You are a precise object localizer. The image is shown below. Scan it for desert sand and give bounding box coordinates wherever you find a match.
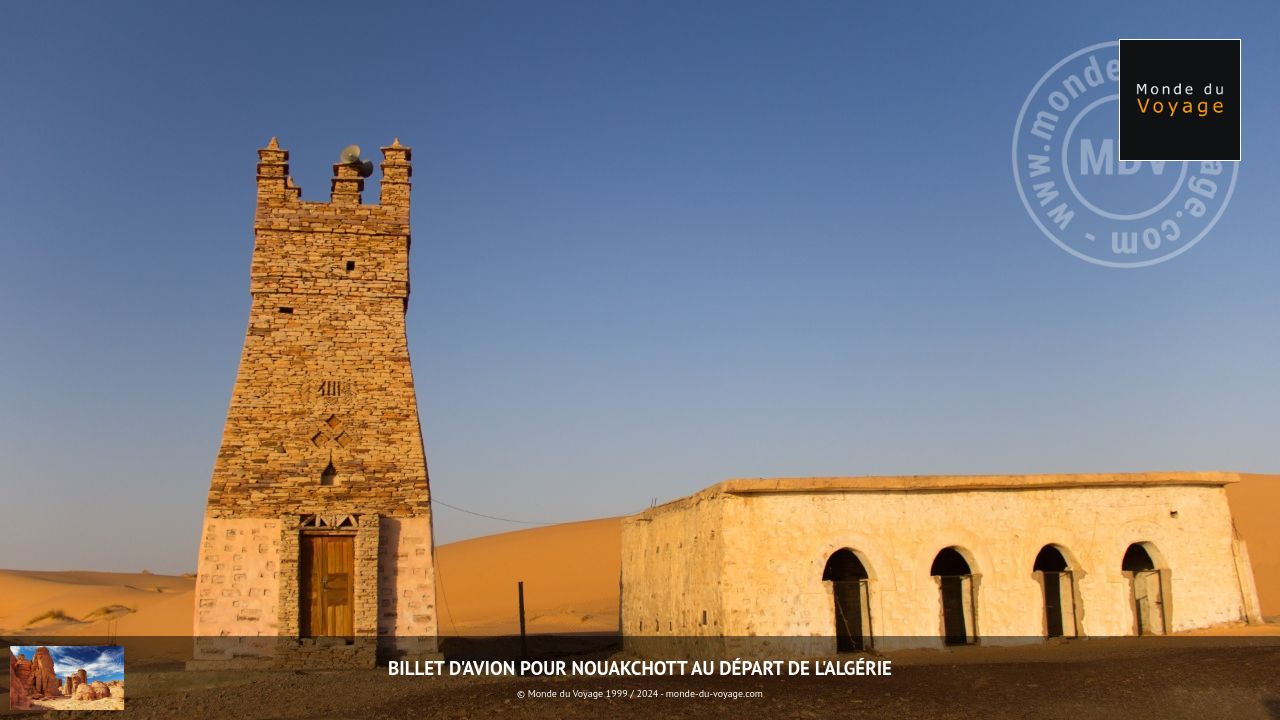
[0,569,194,637]
[32,694,125,711]
[1228,474,1279,617]
[433,517,621,635]
[0,473,1272,638]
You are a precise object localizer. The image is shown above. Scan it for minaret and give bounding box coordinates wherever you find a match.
[190,139,438,669]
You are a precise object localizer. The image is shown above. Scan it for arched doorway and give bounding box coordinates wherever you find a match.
[1033,545,1078,638]
[1122,543,1168,635]
[823,549,872,651]
[931,547,976,645]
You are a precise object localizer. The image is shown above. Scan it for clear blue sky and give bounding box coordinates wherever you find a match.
[1,1,1277,573]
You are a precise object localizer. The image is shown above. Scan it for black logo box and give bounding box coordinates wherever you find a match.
[1119,39,1241,162]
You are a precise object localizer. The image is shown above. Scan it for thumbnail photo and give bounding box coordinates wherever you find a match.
[8,645,124,712]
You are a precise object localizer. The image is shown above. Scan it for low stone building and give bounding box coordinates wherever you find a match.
[621,472,1263,656]
[189,139,438,669]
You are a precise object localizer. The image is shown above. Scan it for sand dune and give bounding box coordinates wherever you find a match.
[434,517,621,636]
[1228,474,1279,618]
[0,569,195,636]
[0,476,1271,639]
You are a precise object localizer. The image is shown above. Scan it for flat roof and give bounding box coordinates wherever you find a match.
[719,471,1246,494]
[630,471,1261,521]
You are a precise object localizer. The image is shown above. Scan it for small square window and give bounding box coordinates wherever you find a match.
[346,261,356,272]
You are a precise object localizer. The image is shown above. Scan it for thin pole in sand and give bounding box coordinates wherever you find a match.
[518,580,528,665]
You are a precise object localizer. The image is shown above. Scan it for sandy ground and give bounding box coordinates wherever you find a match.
[30,694,124,711]
[0,473,1272,638]
[1,634,1276,719]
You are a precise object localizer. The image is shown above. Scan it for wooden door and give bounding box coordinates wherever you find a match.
[832,580,864,652]
[940,575,970,645]
[1043,571,1064,637]
[1133,570,1164,636]
[833,579,875,652]
[301,535,354,637]
[857,579,873,650]
[1059,571,1078,638]
[959,575,976,644]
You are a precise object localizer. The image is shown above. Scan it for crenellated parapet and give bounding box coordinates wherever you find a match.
[248,138,415,302]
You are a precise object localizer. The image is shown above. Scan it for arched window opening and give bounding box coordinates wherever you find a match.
[823,549,872,652]
[931,547,976,646]
[1122,543,1168,636]
[930,548,972,576]
[1122,544,1156,572]
[1033,545,1078,638]
[1033,546,1069,573]
[320,462,337,486]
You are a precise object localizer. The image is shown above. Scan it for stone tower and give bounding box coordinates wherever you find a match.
[189,139,438,669]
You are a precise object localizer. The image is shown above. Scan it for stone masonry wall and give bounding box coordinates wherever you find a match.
[191,517,281,662]
[191,139,437,667]
[621,494,726,656]
[378,517,440,657]
[203,139,427,518]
